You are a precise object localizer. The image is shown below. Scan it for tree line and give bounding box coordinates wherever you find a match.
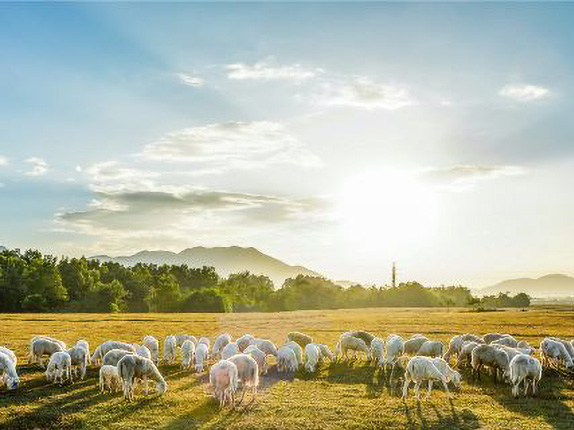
[0,249,530,313]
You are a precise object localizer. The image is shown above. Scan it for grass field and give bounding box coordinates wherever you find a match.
[1,307,573,430]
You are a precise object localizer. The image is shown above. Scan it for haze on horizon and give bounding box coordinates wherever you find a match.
[1,3,573,289]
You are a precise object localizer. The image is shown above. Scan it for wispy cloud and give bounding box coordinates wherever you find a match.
[499,84,550,102]
[421,164,527,191]
[0,156,8,166]
[226,61,322,81]
[84,161,160,193]
[176,72,204,87]
[24,157,48,176]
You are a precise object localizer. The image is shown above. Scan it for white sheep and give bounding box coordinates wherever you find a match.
[221,342,240,360]
[385,335,405,368]
[99,364,121,393]
[317,343,335,362]
[549,337,574,360]
[516,340,535,355]
[45,351,72,385]
[244,346,268,375]
[227,354,259,404]
[285,341,303,366]
[402,356,451,401]
[195,343,209,372]
[213,333,232,359]
[471,344,510,383]
[75,340,90,358]
[443,334,483,362]
[142,336,160,365]
[30,337,64,367]
[118,354,167,401]
[0,351,19,390]
[491,336,518,348]
[305,343,320,373]
[286,331,314,347]
[370,337,385,366]
[91,341,135,366]
[134,344,152,360]
[164,335,177,365]
[404,336,430,355]
[456,341,481,368]
[32,336,66,350]
[417,340,444,358]
[181,340,196,370]
[103,349,134,366]
[210,359,239,408]
[67,345,89,380]
[509,354,542,398]
[176,334,198,347]
[336,335,370,361]
[0,346,17,366]
[277,346,298,373]
[236,334,255,352]
[251,339,278,357]
[430,357,461,389]
[540,338,574,371]
[483,333,507,344]
[198,337,211,347]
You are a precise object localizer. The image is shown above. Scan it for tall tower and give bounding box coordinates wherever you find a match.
[392,261,396,288]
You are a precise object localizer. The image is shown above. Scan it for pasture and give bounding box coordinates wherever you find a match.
[1,307,574,430]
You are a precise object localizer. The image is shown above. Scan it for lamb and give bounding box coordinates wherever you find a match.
[164,335,177,365]
[45,351,72,384]
[210,360,239,408]
[509,354,542,398]
[456,341,481,368]
[134,344,152,360]
[0,347,17,366]
[91,341,135,366]
[540,338,574,371]
[143,335,160,365]
[317,344,335,362]
[99,365,121,393]
[195,343,209,372]
[244,345,268,375]
[221,342,239,360]
[277,346,298,373]
[103,349,134,366]
[176,334,197,347]
[430,358,461,389]
[117,354,167,401]
[305,344,320,373]
[401,356,451,401]
[181,340,196,370]
[443,334,483,362]
[417,341,444,358]
[213,333,232,359]
[227,354,259,404]
[404,336,430,355]
[285,341,303,366]
[251,339,278,357]
[0,351,19,390]
[75,340,90,358]
[385,335,405,368]
[491,336,518,348]
[29,337,64,367]
[471,344,510,383]
[236,334,255,352]
[370,337,385,366]
[286,331,314,347]
[336,335,370,361]
[67,345,89,380]
[346,330,376,346]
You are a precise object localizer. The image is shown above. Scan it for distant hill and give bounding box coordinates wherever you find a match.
[480,274,574,298]
[90,246,320,286]
[0,245,6,251]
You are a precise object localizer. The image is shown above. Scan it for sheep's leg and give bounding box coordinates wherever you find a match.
[144,376,149,395]
[441,378,451,399]
[414,381,422,401]
[427,381,433,400]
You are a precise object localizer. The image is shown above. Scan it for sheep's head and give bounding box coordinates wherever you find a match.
[451,371,462,389]
[5,375,19,390]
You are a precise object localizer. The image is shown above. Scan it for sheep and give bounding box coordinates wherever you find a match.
[29,337,64,367]
[244,346,268,375]
[181,340,196,370]
[99,365,121,393]
[195,343,209,372]
[483,333,507,344]
[285,341,303,366]
[117,354,167,401]
[431,358,461,389]
[143,336,160,365]
[0,351,19,390]
[277,346,298,373]
[471,344,510,383]
[404,336,430,355]
[417,341,444,358]
[134,344,152,360]
[210,360,239,408]
[549,337,574,360]
[213,333,232,359]
[456,341,481,368]
[251,339,278,357]
[370,337,385,366]
[336,335,370,361]
[45,351,72,385]
[75,340,90,358]
[491,336,518,348]
[346,330,376,346]
[443,334,483,362]
[67,345,89,380]
[286,331,314,347]
[32,336,66,350]
[221,342,240,360]
[236,334,255,352]
[103,349,135,366]
[305,343,320,373]
[91,341,135,366]
[164,335,177,365]
[401,356,451,401]
[227,354,259,404]
[317,344,335,362]
[385,335,405,368]
[509,354,542,398]
[516,340,535,355]
[540,338,574,371]
[0,347,17,366]
[198,337,211,347]
[493,345,533,362]
[175,334,197,347]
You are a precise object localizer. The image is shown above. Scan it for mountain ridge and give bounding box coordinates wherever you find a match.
[481,273,574,297]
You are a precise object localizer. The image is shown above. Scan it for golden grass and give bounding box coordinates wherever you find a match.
[1,307,573,429]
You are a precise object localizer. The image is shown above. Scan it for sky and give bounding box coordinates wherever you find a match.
[1,2,574,288]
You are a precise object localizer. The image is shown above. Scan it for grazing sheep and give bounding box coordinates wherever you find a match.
[509,354,542,398]
[134,344,152,360]
[516,340,535,355]
[431,358,461,389]
[236,334,255,352]
[32,336,66,350]
[277,346,298,373]
[471,344,510,383]
[198,337,211,347]
[227,354,259,404]
[103,349,135,366]
[540,338,574,371]
[30,338,64,367]
[456,341,481,368]
[195,343,209,372]
[549,337,574,360]
[492,336,518,348]
[336,335,370,361]
[370,337,385,366]
[75,340,90,358]
[305,344,320,373]
[176,334,197,347]
[164,335,177,365]
[0,347,17,366]
[45,351,72,384]
[181,340,196,370]
[244,346,268,375]
[493,345,533,362]
[143,336,160,365]
[317,344,335,362]
[221,342,240,360]
[385,335,405,368]
[0,351,19,390]
[483,333,507,344]
[67,345,89,380]
[99,365,121,393]
[404,336,430,355]
[346,330,376,346]
[210,360,239,408]
[285,341,303,366]
[286,332,314,347]
[118,355,167,401]
[213,334,232,359]
[443,334,483,362]
[91,341,135,366]
[402,356,451,401]
[251,339,278,357]
[417,341,444,358]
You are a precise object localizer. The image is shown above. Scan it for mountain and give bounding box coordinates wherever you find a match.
[90,246,320,286]
[0,245,6,251]
[480,274,574,297]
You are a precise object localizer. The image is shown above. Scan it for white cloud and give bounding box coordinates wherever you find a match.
[84,161,160,193]
[176,72,204,87]
[226,61,322,81]
[316,77,415,110]
[421,164,527,191]
[139,121,322,171]
[499,84,550,102]
[0,156,8,166]
[24,157,48,176]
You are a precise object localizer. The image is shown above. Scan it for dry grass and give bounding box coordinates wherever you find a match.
[1,307,574,429]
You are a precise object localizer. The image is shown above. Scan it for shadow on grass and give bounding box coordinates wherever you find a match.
[402,398,480,430]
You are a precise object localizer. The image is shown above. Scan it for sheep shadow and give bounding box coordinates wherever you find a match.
[402,398,480,430]
[161,397,243,430]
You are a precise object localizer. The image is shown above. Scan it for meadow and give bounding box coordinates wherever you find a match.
[1,307,573,430]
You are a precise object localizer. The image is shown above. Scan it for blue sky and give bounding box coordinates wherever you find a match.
[1,3,574,287]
